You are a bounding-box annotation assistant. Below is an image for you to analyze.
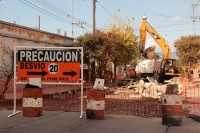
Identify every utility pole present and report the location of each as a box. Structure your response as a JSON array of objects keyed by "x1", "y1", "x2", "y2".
[
  {"x1": 192, "y1": 1, "x2": 200, "y2": 35},
  {"x1": 72, "y1": 0, "x2": 74, "y2": 37},
  {"x1": 38, "y1": 16, "x2": 40, "y2": 30},
  {"x1": 71, "y1": 1, "x2": 86, "y2": 37},
  {"x1": 192, "y1": 1, "x2": 200, "y2": 20},
  {"x1": 72, "y1": 21, "x2": 86, "y2": 36},
  {"x1": 91, "y1": 0, "x2": 96, "y2": 83},
  {"x1": 93, "y1": 0, "x2": 96, "y2": 33},
  {"x1": 0, "y1": 0, "x2": 1, "y2": 20}
]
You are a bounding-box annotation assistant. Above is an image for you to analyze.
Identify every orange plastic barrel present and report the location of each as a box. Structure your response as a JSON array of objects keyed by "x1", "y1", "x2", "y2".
[
  {"x1": 23, "y1": 88, "x2": 43, "y2": 117},
  {"x1": 86, "y1": 89, "x2": 105, "y2": 120},
  {"x1": 162, "y1": 94, "x2": 182, "y2": 126}
]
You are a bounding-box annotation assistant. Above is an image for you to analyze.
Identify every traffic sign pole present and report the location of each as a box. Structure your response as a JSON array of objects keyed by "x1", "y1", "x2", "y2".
[
  {"x1": 80, "y1": 47, "x2": 84, "y2": 119},
  {"x1": 8, "y1": 46, "x2": 21, "y2": 117}
]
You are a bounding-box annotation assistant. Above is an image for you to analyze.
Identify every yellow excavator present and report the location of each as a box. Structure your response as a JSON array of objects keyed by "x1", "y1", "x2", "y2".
[{"x1": 139, "y1": 16, "x2": 182, "y2": 83}]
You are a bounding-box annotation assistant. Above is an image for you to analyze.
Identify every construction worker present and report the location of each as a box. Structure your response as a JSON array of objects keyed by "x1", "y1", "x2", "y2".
[
  {"x1": 129, "y1": 69, "x2": 136, "y2": 79},
  {"x1": 123, "y1": 68, "x2": 128, "y2": 79}
]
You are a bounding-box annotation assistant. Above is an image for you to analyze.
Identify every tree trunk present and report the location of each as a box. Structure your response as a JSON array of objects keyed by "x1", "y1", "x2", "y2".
[
  {"x1": 87, "y1": 63, "x2": 91, "y2": 85},
  {"x1": 91, "y1": 62, "x2": 95, "y2": 83},
  {"x1": 1, "y1": 74, "x2": 12, "y2": 99},
  {"x1": 113, "y1": 64, "x2": 117, "y2": 82}
]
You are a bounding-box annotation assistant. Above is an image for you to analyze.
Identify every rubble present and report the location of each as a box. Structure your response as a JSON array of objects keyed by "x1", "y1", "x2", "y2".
[
  {"x1": 105, "y1": 77, "x2": 168, "y2": 99},
  {"x1": 104, "y1": 76, "x2": 199, "y2": 100},
  {"x1": 104, "y1": 76, "x2": 200, "y2": 117}
]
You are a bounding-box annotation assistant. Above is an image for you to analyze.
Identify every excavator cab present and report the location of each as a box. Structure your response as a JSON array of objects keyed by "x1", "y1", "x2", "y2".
[{"x1": 159, "y1": 59, "x2": 180, "y2": 83}]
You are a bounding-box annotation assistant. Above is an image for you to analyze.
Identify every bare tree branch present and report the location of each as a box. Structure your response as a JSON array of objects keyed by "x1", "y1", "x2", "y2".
[{"x1": 0, "y1": 44, "x2": 14, "y2": 98}]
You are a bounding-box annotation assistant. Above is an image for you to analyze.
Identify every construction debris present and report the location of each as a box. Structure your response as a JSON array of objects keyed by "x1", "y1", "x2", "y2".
[
  {"x1": 104, "y1": 76, "x2": 193, "y2": 100},
  {"x1": 106, "y1": 77, "x2": 166, "y2": 99}
]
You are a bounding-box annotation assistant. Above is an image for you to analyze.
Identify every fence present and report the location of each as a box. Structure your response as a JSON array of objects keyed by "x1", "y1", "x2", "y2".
[
  {"x1": 0, "y1": 81, "x2": 85, "y2": 112},
  {"x1": 0, "y1": 77, "x2": 200, "y2": 117},
  {"x1": 182, "y1": 78, "x2": 200, "y2": 115}
]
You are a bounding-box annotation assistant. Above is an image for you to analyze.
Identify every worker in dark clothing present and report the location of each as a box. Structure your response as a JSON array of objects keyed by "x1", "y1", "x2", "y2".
[
  {"x1": 123, "y1": 68, "x2": 128, "y2": 79},
  {"x1": 129, "y1": 69, "x2": 136, "y2": 79}
]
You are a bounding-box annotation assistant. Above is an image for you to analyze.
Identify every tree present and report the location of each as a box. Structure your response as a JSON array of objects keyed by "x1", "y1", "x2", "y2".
[
  {"x1": 106, "y1": 10, "x2": 138, "y2": 78},
  {"x1": 75, "y1": 30, "x2": 136, "y2": 82},
  {"x1": 75, "y1": 11, "x2": 138, "y2": 82},
  {"x1": 174, "y1": 35, "x2": 200, "y2": 69},
  {"x1": 75, "y1": 31, "x2": 109, "y2": 82},
  {"x1": 0, "y1": 45, "x2": 14, "y2": 99},
  {"x1": 104, "y1": 32, "x2": 124, "y2": 80}
]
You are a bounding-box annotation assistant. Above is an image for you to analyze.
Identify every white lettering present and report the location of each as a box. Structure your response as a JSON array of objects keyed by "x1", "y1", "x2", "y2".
[
  {"x1": 18, "y1": 50, "x2": 80, "y2": 62},
  {"x1": 49, "y1": 51, "x2": 55, "y2": 62},
  {"x1": 26, "y1": 51, "x2": 32, "y2": 61},
  {"x1": 72, "y1": 51, "x2": 78, "y2": 62},
  {"x1": 20, "y1": 51, "x2": 25, "y2": 61},
  {"x1": 43, "y1": 52, "x2": 49, "y2": 61},
  {"x1": 38, "y1": 51, "x2": 43, "y2": 61},
  {"x1": 56, "y1": 51, "x2": 62, "y2": 61},
  {"x1": 32, "y1": 51, "x2": 37, "y2": 61},
  {"x1": 65, "y1": 51, "x2": 71, "y2": 62}
]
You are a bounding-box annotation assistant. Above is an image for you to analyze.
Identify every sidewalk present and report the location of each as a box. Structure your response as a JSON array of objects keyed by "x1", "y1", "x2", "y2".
[{"x1": 0, "y1": 110, "x2": 199, "y2": 133}]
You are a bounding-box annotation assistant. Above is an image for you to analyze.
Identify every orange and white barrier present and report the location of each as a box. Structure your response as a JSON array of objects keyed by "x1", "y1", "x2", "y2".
[
  {"x1": 23, "y1": 88, "x2": 43, "y2": 117},
  {"x1": 162, "y1": 94, "x2": 183, "y2": 126},
  {"x1": 23, "y1": 78, "x2": 43, "y2": 117},
  {"x1": 86, "y1": 89, "x2": 105, "y2": 120}
]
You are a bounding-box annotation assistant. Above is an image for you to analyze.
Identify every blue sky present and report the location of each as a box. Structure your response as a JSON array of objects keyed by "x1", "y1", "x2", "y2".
[{"x1": 0, "y1": 0, "x2": 200, "y2": 53}]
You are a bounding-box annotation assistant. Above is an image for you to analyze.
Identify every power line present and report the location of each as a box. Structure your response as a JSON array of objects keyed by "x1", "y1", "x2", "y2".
[
  {"x1": 38, "y1": 0, "x2": 83, "y2": 22},
  {"x1": 133, "y1": 20, "x2": 195, "y2": 31},
  {"x1": 18, "y1": 0, "x2": 93, "y2": 34},
  {"x1": 96, "y1": 0, "x2": 110, "y2": 14},
  {"x1": 96, "y1": 0, "x2": 117, "y2": 19},
  {"x1": 158, "y1": 27, "x2": 200, "y2": 33},
  {"x1": 154, "y1": 20, "x2": 194, "y2": 29},
  {"x1": 122, "y1": 2, "x2": 192, "y2": 20},
  {"x1": 192, "y1": 0, "x2": 200, "y2": 7},
  {"x1": 19, "y1": 0, "x2": 72, "y2": 24}
]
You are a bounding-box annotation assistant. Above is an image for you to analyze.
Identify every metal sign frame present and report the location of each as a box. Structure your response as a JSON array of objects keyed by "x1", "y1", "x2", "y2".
[{"x1": 9, "y1": 46, "x2": 84, "y2": 118}]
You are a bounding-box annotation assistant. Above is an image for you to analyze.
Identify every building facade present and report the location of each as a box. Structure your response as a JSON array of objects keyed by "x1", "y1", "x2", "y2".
[{"x1": 0, "y1": 20, "x2": 74, "y2": 76}]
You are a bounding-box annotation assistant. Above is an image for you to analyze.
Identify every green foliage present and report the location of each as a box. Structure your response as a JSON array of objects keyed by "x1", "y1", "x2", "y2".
[
  {"x1": 74, "y1": 31, "x2": 108, "y2": 64},
  {"x1": 106, "y1": 10, "x2": 138, "y2": 66},
  {"x1": 174, "y1": 35, "x2": 200, "y2": 67},
  {"x1": 75, "y1": 11, "x2": 138, "y2": 81}
]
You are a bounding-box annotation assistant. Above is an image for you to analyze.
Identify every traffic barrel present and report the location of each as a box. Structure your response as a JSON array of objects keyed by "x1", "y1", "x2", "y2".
[
  {"x1": 23, "y1": 78, "x2": 43, "y2": 117},
  {"x1": 162, "y1": 94, "x2": 183, "y2": 126},
  {"x1": 86, "y1": 89, "x2": 105, "y2": 120}
]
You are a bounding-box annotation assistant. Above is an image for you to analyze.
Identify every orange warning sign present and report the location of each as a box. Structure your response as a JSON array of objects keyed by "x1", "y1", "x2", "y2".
[{"x1": 17, "y1": 62, "x2": 80, "y2": 82}]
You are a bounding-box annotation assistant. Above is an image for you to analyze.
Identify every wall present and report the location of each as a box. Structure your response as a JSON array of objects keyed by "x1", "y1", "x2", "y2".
[
  {"x1": 0, "y1": 20, "x2": 74, "y2": 76},
  {"x1": 0, "y1": 20, "x2": 74, "y2": 47}
]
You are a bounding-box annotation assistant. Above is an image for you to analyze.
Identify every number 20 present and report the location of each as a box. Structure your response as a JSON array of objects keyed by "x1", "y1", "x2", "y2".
[{"x1": 49, "y1": 64, "x2": 58, "y2": 73}]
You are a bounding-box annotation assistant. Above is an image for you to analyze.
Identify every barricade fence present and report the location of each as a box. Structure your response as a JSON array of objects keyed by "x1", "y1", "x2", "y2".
[
  {"x1": 182, "y1": 79, "x2": 200, "y2": 115},
  {"x1": 0, "y1": 82, "x2": 86, "y2": 112},
  {"x1": 0, "y1": 77, "x2": 200, "y2": 117}
]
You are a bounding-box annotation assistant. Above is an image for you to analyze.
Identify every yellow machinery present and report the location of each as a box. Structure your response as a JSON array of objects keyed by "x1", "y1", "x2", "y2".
[
  {"x1": 139, "y1": 16, "x2": 182, "y2": 83},
  {"x1": 139, "y1": 16, "x2": 171, "y2": 59}
]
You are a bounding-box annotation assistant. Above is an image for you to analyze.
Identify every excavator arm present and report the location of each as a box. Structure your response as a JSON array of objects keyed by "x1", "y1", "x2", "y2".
[{"x1": 139, "y1": 16, "x2": 171, "y2": 59}]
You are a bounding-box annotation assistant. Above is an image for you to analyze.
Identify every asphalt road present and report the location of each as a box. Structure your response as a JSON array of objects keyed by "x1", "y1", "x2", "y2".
[{"x1": 0, "y1": 110, "x2": 199, "y2": 133}]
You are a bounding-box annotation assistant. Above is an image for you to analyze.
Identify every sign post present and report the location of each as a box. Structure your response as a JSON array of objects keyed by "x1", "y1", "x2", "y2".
[
  {"x1": 8, "y1": 46, "x2": 21, "y2": 117},
  {"x1": 9, "y1": 46, "x2": 84, "y2": 118}
]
